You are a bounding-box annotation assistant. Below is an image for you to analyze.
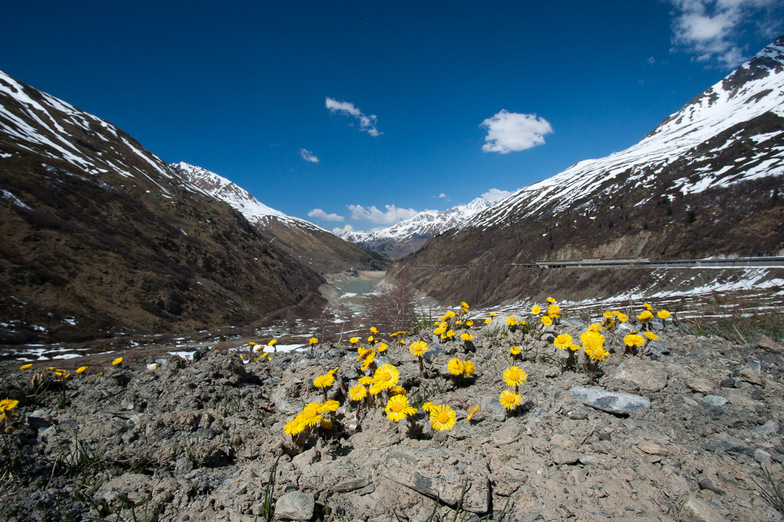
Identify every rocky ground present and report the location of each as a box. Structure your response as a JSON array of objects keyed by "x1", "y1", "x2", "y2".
[{"x1": 2, "y1": 316, "x2": 784, "y2": 521}]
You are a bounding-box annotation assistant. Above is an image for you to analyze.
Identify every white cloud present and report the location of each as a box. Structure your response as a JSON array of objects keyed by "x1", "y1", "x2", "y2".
[
  {"x1": 481, "y1": 188, "x2": 514, "y2": 202},
  {"x1": 308, "y1": 208, "x2": 344, "y2": 221},
  {"x1": 332, "y1": 224, "x2": 356, "y2": 235},
  {"x1": 669, "y1": 0, "x2": 781, "y2": 67},
  {"x1": 480, "y1": 110, "x2": 553, "y2": 154},
  {"x1": 325, "y1": 97, "x2": 382, "y2": 136},
  {"x1": 299, "y1": 148, "x2": 319, "y2": 163},
  {"x1": 348, "y1": 203, "x2": 418, "y2": 225}
]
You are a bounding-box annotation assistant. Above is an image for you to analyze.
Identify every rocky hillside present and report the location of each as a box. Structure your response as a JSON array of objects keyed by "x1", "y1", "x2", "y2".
[
  {"x1": 0, "y1": 69, "x2": 325, "y2": 344},
  {"x1": 338, "y1": 197, "x2": 495, "y2": 259},
  {"x1": 2, "y1": 311, "x2": 784, "y2": 520},
  {"x1": 401, "y1": 36, "x2": 784, "y2": 305},
  {"x1": 172, "y1": 162, "x2": 389, "y2": 274}
]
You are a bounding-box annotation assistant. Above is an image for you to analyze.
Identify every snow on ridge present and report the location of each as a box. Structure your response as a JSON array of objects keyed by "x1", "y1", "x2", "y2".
[
  {"x1": 470, "y1": 38, "x2": 784, "y2": 229},
  {"x1": 339, "y1": 197, "x2": 495, "y2": 243},
  {"x1": 171, "y1": 162, "x2": 325, "y2": 232}
]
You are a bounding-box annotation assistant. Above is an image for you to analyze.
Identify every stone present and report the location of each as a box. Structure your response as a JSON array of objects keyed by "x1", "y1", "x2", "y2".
[
  {"x1": 383, "y1": 447, "x2": 490, "y2": 514},
  {"x1": 739, "y1": 368, "x2": 764, "y2": 386},
  {"x1": 493, "y1": 421, "x2": 521, "y2": 445},
  {"x1": 551, "y1": 448, "x2": 580, "y2": 465},
  {"x1": 686, "y1": 378, "x2": 714, "y2": 394},
  {"x1": 680, "y1": 494, "x2": 726, "y2": 521},
  {"x1": 568, "y1": 385, "x2": 651, "y2": 416},
  {"x1": 701, "y1": 395, "x2": 728, "y2": 407},
  {"x1": 637, "y1": 440, "x2": 669, "y2": 456},
  {"x1": 611, "y1": 359, "x2": 669, "y2": 392},
  {"x1": 755, "y1": 334, "x2": 784, "y2": 353},
  {"x1": 755, "y1": 449, "x2": 772, "y2": 464},
  {"x1": 273, "y1": 491, "x2": 315, "y2": 521},
  {"x1": 330, "y1": 476, "x2": 372, "y2": 493},
  {"x1": 698, "y1": 478, "x2": 724, "y2": 495},
  {"x1": 753, "y1": 420, "x2": 779, "y2": 437}
]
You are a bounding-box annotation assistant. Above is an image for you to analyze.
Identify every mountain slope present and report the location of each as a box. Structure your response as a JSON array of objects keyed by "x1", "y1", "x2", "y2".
[
  {"x1": 0, "y1": 69, "x2": 325, "y2": 343},
  {"x1": 401, "y1": 35, "x2": 784, "y2": 305},
  {"x1": 171, "y1": 162, "x2": 389, "y2": 273},
  {"x1": 338, "y1": 197, "x2": 495, "y2": 259}
]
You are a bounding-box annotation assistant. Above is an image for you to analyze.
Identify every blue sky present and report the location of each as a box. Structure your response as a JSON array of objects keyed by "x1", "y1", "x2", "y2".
[{"x1": 2, "y1": 1, "x2": 783, "y2": 233}]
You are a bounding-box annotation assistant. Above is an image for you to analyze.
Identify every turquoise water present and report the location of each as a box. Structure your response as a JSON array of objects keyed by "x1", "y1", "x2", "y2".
[{"x1": 336, "y1": 279, "x2": 379, "y2": 295}]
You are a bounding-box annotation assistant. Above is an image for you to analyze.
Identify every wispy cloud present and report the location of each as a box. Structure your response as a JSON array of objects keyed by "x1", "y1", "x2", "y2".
[
  {"x1": 482, "y1": 188, "x2": 514, "y2": 202},
  {"x1": 480, "y1": 110, "x2": 553, "y2": 154},
  {"x1": 308, "y1": 208, "x2": 344, "y2": 221},
  {"x1": 348, "y1": 203, "x2": 418, "y2": 225},
  {"x1": 669, "y1": 0, "x2": 782, "y2": 68},
  {"x1": 326, "y1": 97, "x2": 382, "y2": 136},
  {"x1": 299, "y1": 148, "x2": 319, "y2": 163}
]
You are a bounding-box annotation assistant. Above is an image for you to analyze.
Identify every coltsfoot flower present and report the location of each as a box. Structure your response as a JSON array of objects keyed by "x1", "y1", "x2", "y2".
[
  {"x1": 448, "y1": 358, "x2": 465, "y2": 376},
  {"x1": 499, "y1": 390, "x2": 521, "y2": 411},
  {"x1": 409, "y1": 341, "x2": 428, "y2": 357},
  {"x1": 429, "y1": 404, "x2": 456, "y2": 431},
  {"x1": 111, "y1": 357, "x2": 123, "y2": 366},
  {"x1": 385, "y1": 395, "x2": 417, "y2": 422},
  {"x1": 503, "y1": 366, "x2": 527, "y2": 387},
  {"x1": 554, "y1": 334, "x2": 573, "y2": 350},
  {"x1": 349, "y1": 384, "x2": 368, "y2": 402},
  {"x1": 373, "y1": 364, "x2": 399, "y2": 390}
]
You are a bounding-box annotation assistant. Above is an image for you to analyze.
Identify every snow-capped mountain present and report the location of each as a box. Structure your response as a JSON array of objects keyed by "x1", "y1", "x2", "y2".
[
  {"x1": 337, "y1": 197, "x2": 495, "y2": 259},
  {"x1": 403, "y1": 35, "x2": 784, "y2": 305},
  {"x1": 472, "y1": 36, "x2": 784, "y2": 230},
  {"x1": 171, "y1": 162, "x2": 320, "y2": 230},
  {"x1": 171, "y1": 162, "x2": 388, "y2": 273},
  {"x1": 0, "y1": 68, "x2": 328, "y2": 342}
]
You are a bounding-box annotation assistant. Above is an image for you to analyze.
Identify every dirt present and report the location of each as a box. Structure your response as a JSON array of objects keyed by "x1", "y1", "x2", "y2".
[{"x1": 2, "y1": 316, "x2": 784, "y2": 521}]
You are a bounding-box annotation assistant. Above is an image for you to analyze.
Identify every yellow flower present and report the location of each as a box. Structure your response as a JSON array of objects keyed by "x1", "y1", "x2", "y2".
[
  {"x1": 637, "y1": 310, "x2": 654, "y2": 322},
  {"x1": 75, "y1": 366, "x2": 88, "y2": 374},
  {"x1": 370, "y1": 327, "x2": 378, "y2": 335},
  {"x1": 644, "y1": 303, "x2": 653, "y2": 311},
  {"x1": 455, "y1": 320, "x2": 463, "y2": 326},
  {"x1": 20, "y1": 363, "x2": 32, "y2": 370},
  {"x1": 463, "y1": 360, "x2": 476, "y2": 378},
  {"x1": 466, "y1": 405, "x2": 480, "y2": 421},
  {"x1": 645, "y1": 332, "x2": 659, "y2": 341},
  {"x1": 249, "y1": 341, "x2": 257, "y2": 347},
  {"x1": 547, "y1": 297, "x2": 556, "y2": 304},
  {"x1": 554, "y1": 333, "x2": 573, "y2": 350},
  {"x1": 369, "y1": 382, "x2": 383, "y2": 395},
  {"x1": 484, "y1": 318, "x2": 492, "y2": 325},
  {"x1": 614, "y1": 312, "x2": 629, "y2": 322},
  {"x1": 268, "y1": 339, "x2": 277, "y2": 347},
  {"x1": 318, "y1": 400, "x2": 340, "y2": 413},
  {"x1": 309, "y1": 337, "x2": 318, "y2": 346},
  {"x1": 466, "y1": 320, "x2": 474, "y2": 326},
  {"x1": 499, "y1": 390, "x2": 522, "y2": 410},
  {"x1": 377, "y1": 342, "x2": 389, "y2": 353},
  {"x1": 531, "y1": 305, "x2": 541, "y2": 315},
  {"x1": 445, "y1": 329, "x2": 455, "y2": 339},
  {"x1": 0, "y1": 398, "x2": 20, "y2": 419},
  {"x1": 360, "y1": 351, "x2": 376, "y2": 371},
  {"x1": 367, "y1": 335, "x2": 375, "y2": 343},
  {"x1": 430, "y1": 404, "x2": 456, "y2": 431},
  {"x1": 349, "y1": 337, "x2": 359, "y2": 344},
  {"x1": 422, "y1": 402, "x2": 435, "y2": 413},
  {"x1": 447, "y1": 358, "x2": 464, "y2": 376},
  {"x1": 460, "y1": 332, "x2": 473, "y2": 342},
  {"x1": 580, "y1": 330, "x2": 605, "y2": 351},
  {"x1": 358, "y1": 376, "x2": 374, "y2": 386},
  {"x1": 444, "y1": 311, "x2": 456, "y2": 319},
  {"x1": 541, "y1": 316, "x2": 552, "y2": 326},
  {"x1": 506, "y1": 317, "x2": 518, "y2": 327},
  {"x1": 433, "y1": 325, "x2": 446, "y2": 335},
  {"x1": 111, "y1": 357, "x2": 123, "y2": 366},
  {"x1": 385, "y1": 395, "x2": 417, "y2": 422},
  {"x1": 356, "y1": 346, "x2": 370, "y2": 361},
  {"x1": 461, "y1": 301, "x2": 470, "y2": 310},
  {"x1": 503, "y1": 366, "x2": 527, "y2": 387},
  {"x1": 373, "y1": 364, "x2": 400, "y2": 390},
  {"x1": 588, "y1": 323, "x2": 602, "y2": 332},
  {"x1": 624, "y1": 333, "x2": 645, "y2": 348},
  {"x1": 409, "y1": 341, "x2": 428, "y2": 357},
  {"x1": 490, "y1": 313, "x2": 497, "y2": 317},
  {"x1": 320, "y1": 418, "x2": 333, "y2": 430},
  {"x1": 510, "y1": 346, "x2": 521, "y2": 355},
  {"x1": 314, "y1": 373, "x2": 335, "y2": 388},
  {"x1": 657, "y1": 310, "x2": 671, "y2": 320},
  {"x1": 391, "y1": 385, "x2": 407, "y2": 396},
  {"x1": 349, "y1": 384, "x2": 368, "y2": 401},
  {"x1": 547, "y1": 304, "x2": 561, "y2": 318},
  {"x1": 390, "y1": 331, "x2": 407, "y2": 337}
]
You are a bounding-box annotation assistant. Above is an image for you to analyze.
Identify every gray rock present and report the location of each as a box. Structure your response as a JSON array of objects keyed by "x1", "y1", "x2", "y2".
[
  {"x1": 687, "y1": 378, "x2": 714, "y2": 394},
  {"x1": 273, "y1": 491, "x2": 315, "y2": 521},
  {"x1": 551, "y1": 448, "x2": 580, "y2": 465},
  {"x1": 739, "y1": 368, "x2": 764, "y2": 386},
  {"x1": 611, "y1": 359, "x2": 669, "y2": 392},
  {"x1": 568, "y1": 385, "x2": 651, "y2": 416},
  {"x1": 754, "y1": 420, "x2": 779, "y2": 437},
  {"x1": 698, "y1": 478, "x2": 724, "y2": 495},
  {"x1": 701, "y1": 395, "x2": 728, "y2": 407},
  {"x1": 755, "y1": 449, "x2": 772, "y2": 464},
  {"x1": 680, "y1": 494, "x2": 726, "y2": 521}
]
